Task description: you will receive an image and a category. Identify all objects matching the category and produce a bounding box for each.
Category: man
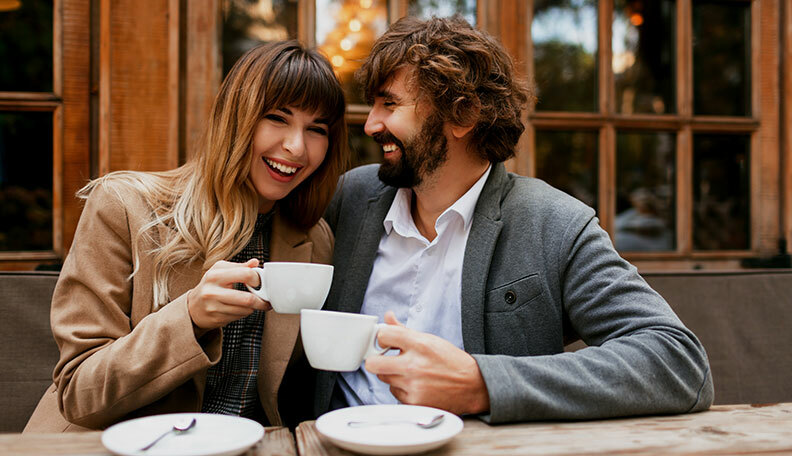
[318,15,713,423]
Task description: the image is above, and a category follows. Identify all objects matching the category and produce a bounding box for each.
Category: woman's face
[249,106,330,213]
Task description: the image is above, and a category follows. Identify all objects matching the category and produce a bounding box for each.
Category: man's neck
[410,156,489,242]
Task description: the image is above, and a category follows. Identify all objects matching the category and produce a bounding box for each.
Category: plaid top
[201,212,273,421]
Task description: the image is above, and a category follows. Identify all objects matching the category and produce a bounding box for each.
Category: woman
[25,41,348,431]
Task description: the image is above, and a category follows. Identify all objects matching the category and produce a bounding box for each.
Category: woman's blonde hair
[80,41,349,309]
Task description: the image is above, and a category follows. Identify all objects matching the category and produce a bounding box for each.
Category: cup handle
[245,268,269,301]
[364,323,390,359]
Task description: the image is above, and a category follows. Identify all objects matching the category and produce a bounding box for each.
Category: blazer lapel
[461,163,506,354]
[258,213,312,425]
[334,188,396,313]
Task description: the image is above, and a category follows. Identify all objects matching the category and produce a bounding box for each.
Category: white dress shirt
[339,165,492,406]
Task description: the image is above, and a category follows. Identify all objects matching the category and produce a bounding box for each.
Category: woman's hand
[187,258,271,329]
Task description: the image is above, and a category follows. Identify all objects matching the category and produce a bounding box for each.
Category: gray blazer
[317,162,713,423]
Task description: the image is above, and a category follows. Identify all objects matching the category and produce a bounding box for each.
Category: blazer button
[504,290,517,305]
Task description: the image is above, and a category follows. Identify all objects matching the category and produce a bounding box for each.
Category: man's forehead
[377,66,417,102]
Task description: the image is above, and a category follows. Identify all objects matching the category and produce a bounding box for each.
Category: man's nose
[364,106,385,137]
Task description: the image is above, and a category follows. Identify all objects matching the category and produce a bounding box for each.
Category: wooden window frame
[294,0,789,269]
[0,0,64,266]
[522,0,784,270]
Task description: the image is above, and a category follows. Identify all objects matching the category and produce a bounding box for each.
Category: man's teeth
[265,158,298,175]
[382,144,398,152]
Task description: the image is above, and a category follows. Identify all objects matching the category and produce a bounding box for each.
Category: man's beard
[375,113,448,188]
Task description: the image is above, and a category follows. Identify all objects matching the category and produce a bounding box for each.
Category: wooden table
[0,426,296,456]
[296,403,792,455]
[4,404,791,455]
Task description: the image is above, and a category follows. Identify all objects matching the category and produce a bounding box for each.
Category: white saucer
[315,405,463,455]
[101,413,264,456]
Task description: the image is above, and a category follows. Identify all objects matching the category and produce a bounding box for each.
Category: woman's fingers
[188,260,269,329]
[203,264,261,288]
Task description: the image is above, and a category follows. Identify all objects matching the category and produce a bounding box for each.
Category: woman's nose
[282,128,305,156]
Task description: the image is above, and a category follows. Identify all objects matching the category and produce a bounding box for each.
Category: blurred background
[0,0,790,271]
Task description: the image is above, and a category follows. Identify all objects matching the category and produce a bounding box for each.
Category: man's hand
[364,311,490,415]
[187,259,271,330]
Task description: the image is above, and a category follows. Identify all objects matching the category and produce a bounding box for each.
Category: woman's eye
[265,114,286,123]
[309,126,328,135]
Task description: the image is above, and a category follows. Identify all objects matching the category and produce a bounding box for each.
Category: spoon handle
[139,429,173,451]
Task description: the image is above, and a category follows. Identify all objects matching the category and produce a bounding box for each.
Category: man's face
[364,67,448,188]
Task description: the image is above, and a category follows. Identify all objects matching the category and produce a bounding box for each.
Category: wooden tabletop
[296,403,792,455]
[0,426,296,456]
[4,404,791,455]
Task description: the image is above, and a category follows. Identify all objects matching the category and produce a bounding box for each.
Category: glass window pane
[532,0,598,112]
[693,134,750,250]
[222,0,298,76]
[348,123,381,168]
[534,129,598,210]
[0,1,53,92]
[693,1,750,116]
[613,0,675,115]
[0,111,53,251]
[408,0,476,26]
[317,0,388,106]
[615,132,675,252]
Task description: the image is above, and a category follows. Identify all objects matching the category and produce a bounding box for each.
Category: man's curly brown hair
[356,15,534,163]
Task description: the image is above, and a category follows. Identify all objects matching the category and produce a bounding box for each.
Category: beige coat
[24,181,332,432]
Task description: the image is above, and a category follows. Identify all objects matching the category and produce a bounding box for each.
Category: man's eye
[383,101,396,107]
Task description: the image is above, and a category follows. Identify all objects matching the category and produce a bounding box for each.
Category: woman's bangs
[267,56,345,123]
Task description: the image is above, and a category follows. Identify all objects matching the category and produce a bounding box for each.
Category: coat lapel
[334,188,396,313]
[258,213,312,426]
[461,163,506,354]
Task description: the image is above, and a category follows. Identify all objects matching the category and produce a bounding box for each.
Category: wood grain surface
[0,426,296,456]
[296,403,792,455]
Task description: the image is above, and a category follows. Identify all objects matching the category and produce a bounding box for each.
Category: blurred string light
[0,0,21,12]
[317,0,387,74]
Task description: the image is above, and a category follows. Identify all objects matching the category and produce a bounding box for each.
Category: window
[527,0,783,269]
[0,1,58,261]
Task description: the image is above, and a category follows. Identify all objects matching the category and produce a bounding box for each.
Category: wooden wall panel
[61,0,91,256]
[784,0,792,253]
[99,0,179,175]
[184,0,221,162]
[755,0,781,254]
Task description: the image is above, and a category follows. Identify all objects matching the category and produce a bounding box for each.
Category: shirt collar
[383,164,492,236]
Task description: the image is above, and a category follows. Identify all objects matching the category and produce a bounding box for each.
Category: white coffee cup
[300,309,389,372]
[245,262,333,314]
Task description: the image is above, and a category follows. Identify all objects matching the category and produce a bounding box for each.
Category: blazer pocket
[484,274,543,313]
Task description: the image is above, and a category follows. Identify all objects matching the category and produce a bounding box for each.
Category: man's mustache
[372,132,405,152]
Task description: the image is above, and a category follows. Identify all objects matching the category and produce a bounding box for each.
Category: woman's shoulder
[80,171,177,225]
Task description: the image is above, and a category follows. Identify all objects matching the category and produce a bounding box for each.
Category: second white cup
[300,309,388,372]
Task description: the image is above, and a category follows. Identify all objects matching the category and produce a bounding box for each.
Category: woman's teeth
[265,158,298,175]
[382,144,398,152]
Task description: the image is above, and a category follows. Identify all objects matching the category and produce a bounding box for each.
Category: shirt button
[415,304,423,312]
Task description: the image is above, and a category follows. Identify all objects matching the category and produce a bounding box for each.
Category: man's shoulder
[338,164,387,197]
[499,173,595,221]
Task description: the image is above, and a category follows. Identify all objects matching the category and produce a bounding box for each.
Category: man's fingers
[365,352,404,375]
[383,311,404,326]
[375,324,417,351]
